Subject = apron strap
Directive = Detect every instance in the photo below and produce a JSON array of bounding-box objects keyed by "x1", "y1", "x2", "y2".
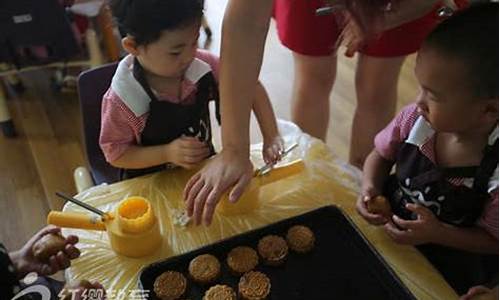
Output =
[
  {"x1": 442, "y1": 166, "x2": 478, "y2": 178},
  {"x1": 198, "y1": 72, "x2": 221, "y2": 125},
  {"x1": 473, "y1": 138, "x2": 499, "y2": 193},
  {"x1": 412, "y1": 139, "x2": 498, "y2": 191},
  {"x1": 410, "y1": 168, "x2": 442, "y2": 187},
  {"x1": 132, "y1": 57, "x2": 160, "y2": 103}
]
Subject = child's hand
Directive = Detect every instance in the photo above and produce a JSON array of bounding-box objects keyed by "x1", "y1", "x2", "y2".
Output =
[
  {"x1": 165, "y1": 136, "x2": 211, "y2": 169},
  {"x1": 9, "y1": 225, "x2": 80, "y2": 278},
  {"x1": 384, "y1": 204, "x2": 442, "y2": 245},
  {"x1": 263, "y1": 135, "x2": 284, "y2": 165},
  {"x1": 356, "y1": 186, "x2": 388, "y2": 225}
]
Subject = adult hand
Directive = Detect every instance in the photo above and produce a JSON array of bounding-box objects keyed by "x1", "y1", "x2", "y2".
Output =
[
  {"x1": 384, "y1": 204, "x2": 442, "y2": 245},
  {"x1": 9, "y1": 226, "x2": 80, "y2": 278},
  {"x1": 341, "y1": 13, "x2": 367, "y2": 57},
  {"x1": 184, "y1": 149, "x2": 254, "y2": 226}
]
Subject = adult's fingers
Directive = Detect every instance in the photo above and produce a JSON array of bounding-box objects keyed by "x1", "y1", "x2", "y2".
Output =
[
  {"x1": 40, "y1": 225, "x2": 61, "y2": 236},
  {"x1": 183, "y1": 172, "x2": 200, "y2": 200},
  {"x1": 203, "y1": 185, "x2": 223, "y2": 226},
  {"x1": 64, "y1": 244, "x2": 81, "y2": 260},
  {"x1": 346, "y1": 35, "x2": 363, "y2": 56},
  {"x1": 192, "y1": 184, "x2": 211, "y2": 225},
  {"x1": 27, "y1": 225, "x2": 61, "y2": 247},
  {"x1": 344, "y1": 44, "x2": 357, "y2": 57},
  {"x1": 228, "y1": 172, "x2": 251, "y2": 203},
  {"x1": 40, "y1": 264, "x2": 53, "y2": 276},
  {"x1": 65, "y1": 235, "x2": 79, "y2": 245},
  {"x1": 48, "y1": 255, "x2": 62, "y2": 275},
  {"x1": 185, "y1": 177, "x2": 205, "y2": 217},
  {"x1": 55, "y1": 251, "x2": 71, "y2": 270}
]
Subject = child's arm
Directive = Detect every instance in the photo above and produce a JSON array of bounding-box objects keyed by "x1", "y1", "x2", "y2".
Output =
[
  {"x1": 361, "y1": 149, "x2": 394, "y2": 196},
  {"x1": 110, "y1": 137, "x2": 210, "y2": 170},
  {"x1": 356, "y1": 149, "x2": 394, "y2": 225},
  {"x1": 387, "y1": 204, "x2": 498, "y2": 254},
  {"x1": 435, "y1": 224, "x2": 498, "y2": 254},
  {"x1": 252, "y1": 82, "x2": 283, "y2": 164}
]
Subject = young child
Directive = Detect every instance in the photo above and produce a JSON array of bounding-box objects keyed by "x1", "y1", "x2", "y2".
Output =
[
  {"x1": 356, "y1": 3, "x2": 498, "y2": 294},
  {"x1": 100, "y1": 0, "x2": 283, "y2": 179}
]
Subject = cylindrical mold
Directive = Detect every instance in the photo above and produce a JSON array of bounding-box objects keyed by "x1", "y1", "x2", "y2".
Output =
[{"x1": 107, "y1": 196, "x2": 162, "y2": 258}]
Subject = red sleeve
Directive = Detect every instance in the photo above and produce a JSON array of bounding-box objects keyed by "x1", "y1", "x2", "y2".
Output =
[
  {"x1": 99, "y1": 89, "x2": 146, "y2": 162},
  {"x1": 374, "y1": 103, "x2": 420, "y2": 161}
]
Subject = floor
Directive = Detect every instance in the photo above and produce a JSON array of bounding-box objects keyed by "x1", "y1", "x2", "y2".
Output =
[{"x1": 0, "y1": 0, "x2": 418, "y2": 251}]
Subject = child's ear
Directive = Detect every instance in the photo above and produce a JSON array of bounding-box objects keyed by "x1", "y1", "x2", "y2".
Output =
[{"x1": 122, "y1": 36, "x2": 140, "y2": 56}]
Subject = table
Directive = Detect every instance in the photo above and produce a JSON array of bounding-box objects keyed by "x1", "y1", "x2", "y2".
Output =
[{"x1": 62, "y1": 122, "x2": 458, "y2": 300}]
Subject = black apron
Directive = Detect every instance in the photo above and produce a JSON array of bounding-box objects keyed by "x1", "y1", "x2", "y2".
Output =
[
  {"x1": 121, "y1": 59, "x2": 220, "y2": 179},
  {"x1": 383, "y1": 127, "x2": 499, "y2": 294}
]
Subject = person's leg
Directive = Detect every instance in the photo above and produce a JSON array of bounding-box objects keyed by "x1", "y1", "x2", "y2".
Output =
[
  {"x1": 291, "y1": 52, "x2": 337, "y2": 141},
  {"x1": 349, "y1": 54, "x2": 406, "y2": 168}
]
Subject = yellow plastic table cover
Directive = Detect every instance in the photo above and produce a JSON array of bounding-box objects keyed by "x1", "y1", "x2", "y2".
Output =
[{"x1": 62, "y1": 121, "x2": 458, "y2": 300}]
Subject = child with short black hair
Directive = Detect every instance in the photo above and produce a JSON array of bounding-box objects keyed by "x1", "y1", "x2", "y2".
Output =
[
  {"x1": 100, "y1": 0, "x2": 283, "y2": 179},
  {"x1": 357, "y1": 2, "x2": 498, "y2": 294}
]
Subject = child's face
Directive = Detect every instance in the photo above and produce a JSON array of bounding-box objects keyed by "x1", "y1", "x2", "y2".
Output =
[
  {"x1": 133, "y1": 21, "x2": 200, "y2": 78},
  {"x1": 414, "y1": 47, "x2": 490, "y2": 133}
]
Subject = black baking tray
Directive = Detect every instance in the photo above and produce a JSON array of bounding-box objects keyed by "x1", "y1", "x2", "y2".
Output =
[{"x1": 139, "y1": 205, "x2": 416, "y2": 300}]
